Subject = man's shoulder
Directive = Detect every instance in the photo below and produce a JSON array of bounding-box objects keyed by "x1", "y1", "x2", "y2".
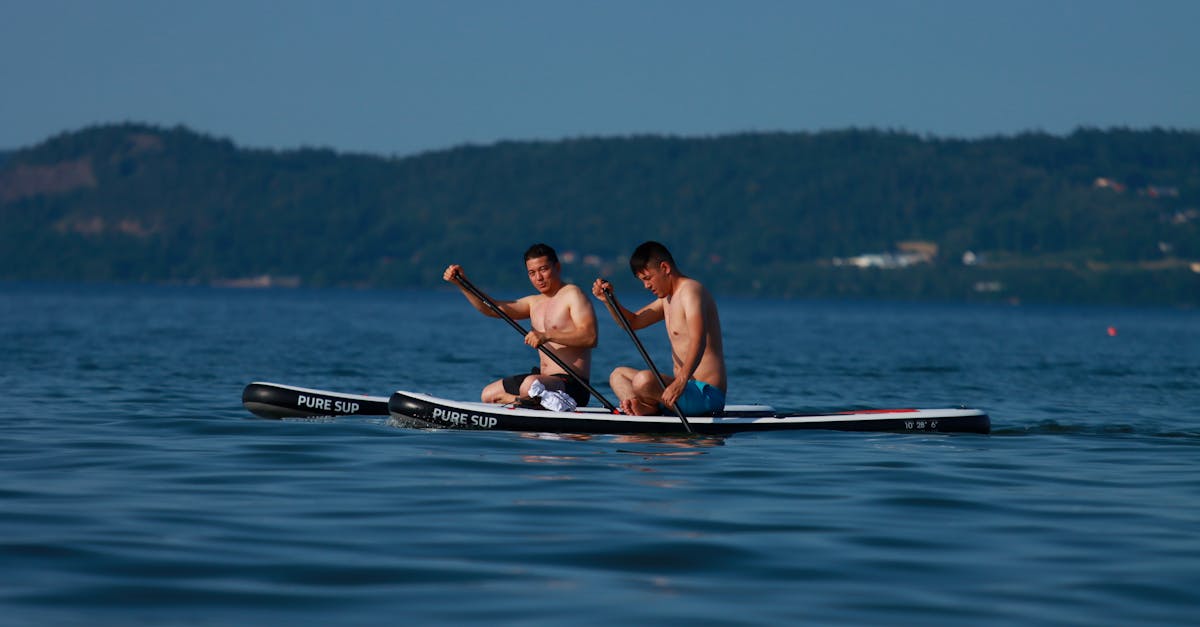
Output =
[
  {"x1": 675, "y1": 277, "x2": 709, "y2": 299},
  {"x1": 555, "y1": 283, "x2": 590, "y2": 300},
  {"x1": 671, "y1": 278, "x2": 717, "y2": 314}
]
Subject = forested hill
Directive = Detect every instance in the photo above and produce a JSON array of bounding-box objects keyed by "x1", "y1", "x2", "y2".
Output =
[{"x1": 2, "y1": 123, "x2": 1198, "y2": 304}]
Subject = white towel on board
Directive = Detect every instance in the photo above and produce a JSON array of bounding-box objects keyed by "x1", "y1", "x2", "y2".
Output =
[{"x1": 528, "y1": 380, "x2": 578, "y2": 413}]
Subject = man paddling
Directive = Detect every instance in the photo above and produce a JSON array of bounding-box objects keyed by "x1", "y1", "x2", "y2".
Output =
[
  {"x1": 444, "y1": 243, "x2": 598, "y2": 406},
  {"x1": 592, "y1": 241, "x2": 727, "y2": 416}
]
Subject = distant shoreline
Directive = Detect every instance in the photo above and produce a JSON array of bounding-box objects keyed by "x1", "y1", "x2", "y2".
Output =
[{"x1": 3, "y1": 124, "x2": 1197, "y2": 306}]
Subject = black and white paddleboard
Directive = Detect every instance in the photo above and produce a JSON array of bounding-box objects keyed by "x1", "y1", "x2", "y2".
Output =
[
  {"x1": 243, "y1": 382, "x2": 990, "y2": 434},
  {"x1": 388, "y1": 390, "x2": 990, "y2": 435},
  {"x1": 242, "y1": 382, "x2": 389, "y2": 419}
]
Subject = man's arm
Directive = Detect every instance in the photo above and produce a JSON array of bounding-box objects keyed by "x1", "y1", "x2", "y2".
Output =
[
  {"x1": 591, "y1": 278, "x2": 664, "y2": 330},
  {"x1": 444, "y1": 264, "x2": 531, "y2": 320}
]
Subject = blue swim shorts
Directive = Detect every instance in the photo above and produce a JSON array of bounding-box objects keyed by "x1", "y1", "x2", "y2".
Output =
[{"x1": 669, "y1": 380, "x2": 726, "y2": 416}]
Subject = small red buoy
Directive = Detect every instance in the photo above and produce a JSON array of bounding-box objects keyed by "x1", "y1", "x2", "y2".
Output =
[{"x1": 1107, "y1": 326, "x2": 1118, "y2": 337}]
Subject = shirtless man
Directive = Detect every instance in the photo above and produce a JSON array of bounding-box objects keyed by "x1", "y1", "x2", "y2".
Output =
[
  {"x1": 444, "y1": 243, "x2": 598, "y2": 406},
  {"x1": 592, "y1": 241, "x2": 727, "y2": 416}
]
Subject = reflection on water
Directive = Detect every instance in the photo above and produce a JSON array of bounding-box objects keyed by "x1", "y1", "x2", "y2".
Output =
[
  {"x1": 520, "y1": 455, "x2": 580, "y2": 465},
  {"x1": 612, "y1": 434, "x2": 726, "y2": 449},
  {"x1": 516, "y1": 432, "x2": 724, "y2": 466},
  {"x1": 519, "y1": 432, "x2": 596, "y2": 442}
]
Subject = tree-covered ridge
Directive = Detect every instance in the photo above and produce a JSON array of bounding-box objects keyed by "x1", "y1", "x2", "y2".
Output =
[{"x1": 1, "y1": 123, "x2": 1197, "y2": 304}]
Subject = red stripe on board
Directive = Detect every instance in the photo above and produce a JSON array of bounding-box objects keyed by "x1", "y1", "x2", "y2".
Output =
[{"x1": 835, "y1": 409, "x2": 919, "y2": 415}]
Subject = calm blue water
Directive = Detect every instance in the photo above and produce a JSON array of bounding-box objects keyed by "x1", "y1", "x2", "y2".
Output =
[{"x1": 3, "y1": 283, "x2": 1199, "y2": 625}]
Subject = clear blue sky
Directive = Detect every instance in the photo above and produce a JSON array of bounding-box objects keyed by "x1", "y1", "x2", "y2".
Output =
[{"x1": 3, "y1": 0, "x2": 1198, "y2": 156}]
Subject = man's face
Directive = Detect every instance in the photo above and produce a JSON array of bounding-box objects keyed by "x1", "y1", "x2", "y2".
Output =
[
  {"x1": 526, "y1": 256, "x2": 560, "y2": 294},
  {"x1": 634, "y1": 261, "x2": 669, "y2": 298}
]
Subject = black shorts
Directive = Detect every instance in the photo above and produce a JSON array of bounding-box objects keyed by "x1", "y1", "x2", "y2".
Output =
[{"x1": 501, "y1": 369, "x2": 591, "y2": 407}]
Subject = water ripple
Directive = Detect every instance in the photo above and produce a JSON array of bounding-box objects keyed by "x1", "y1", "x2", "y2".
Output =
[{"x1": 3, "y1": 286, "x2": 1200, "y2": 625}]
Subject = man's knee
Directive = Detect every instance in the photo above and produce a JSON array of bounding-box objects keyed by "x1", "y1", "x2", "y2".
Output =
[
  {"x1": 631, "y1": 369, "x2": 661, "y2": 394},
  {"x1": 609, "y1": 367, "x2": 635, "y2": 387},
  {"x1": 481, "y1": 380, "x2": 506, "y2": 402}
]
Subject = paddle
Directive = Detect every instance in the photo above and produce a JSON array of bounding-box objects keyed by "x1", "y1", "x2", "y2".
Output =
[
  {"x1": 600, "y1": 284, "x2": 693, "y2": 433},
  {"x1": 453, "y1": 272, "x2": 618, "y2": 413}
]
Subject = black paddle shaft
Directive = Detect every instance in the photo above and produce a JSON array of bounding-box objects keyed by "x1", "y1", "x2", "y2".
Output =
[
  {"x1": 454, "y1": 273, "x2": 617, "y2": 412},
  {"x1": 601, "y1": 285, "x2": 693, "y2": 433}
]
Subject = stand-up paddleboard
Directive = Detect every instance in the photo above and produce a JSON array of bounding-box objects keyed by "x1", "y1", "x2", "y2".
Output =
[
  {"x1": 242, "y1": 382, "x2": 990, "y2": 434},
  {"x1": 242, "y1": 382, "x2": 389, "y2": 419},
  {"x1": 388, "y1": 390, "x2": 990, "y2": 435}
]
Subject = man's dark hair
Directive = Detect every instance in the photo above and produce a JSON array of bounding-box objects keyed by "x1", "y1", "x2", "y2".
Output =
[
  {"x1": 629, "y1": 241, "x2": 676, "y2": 274},
  {"x1": 524, "y1": 243, "x2": 559, "y2": 265}
]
